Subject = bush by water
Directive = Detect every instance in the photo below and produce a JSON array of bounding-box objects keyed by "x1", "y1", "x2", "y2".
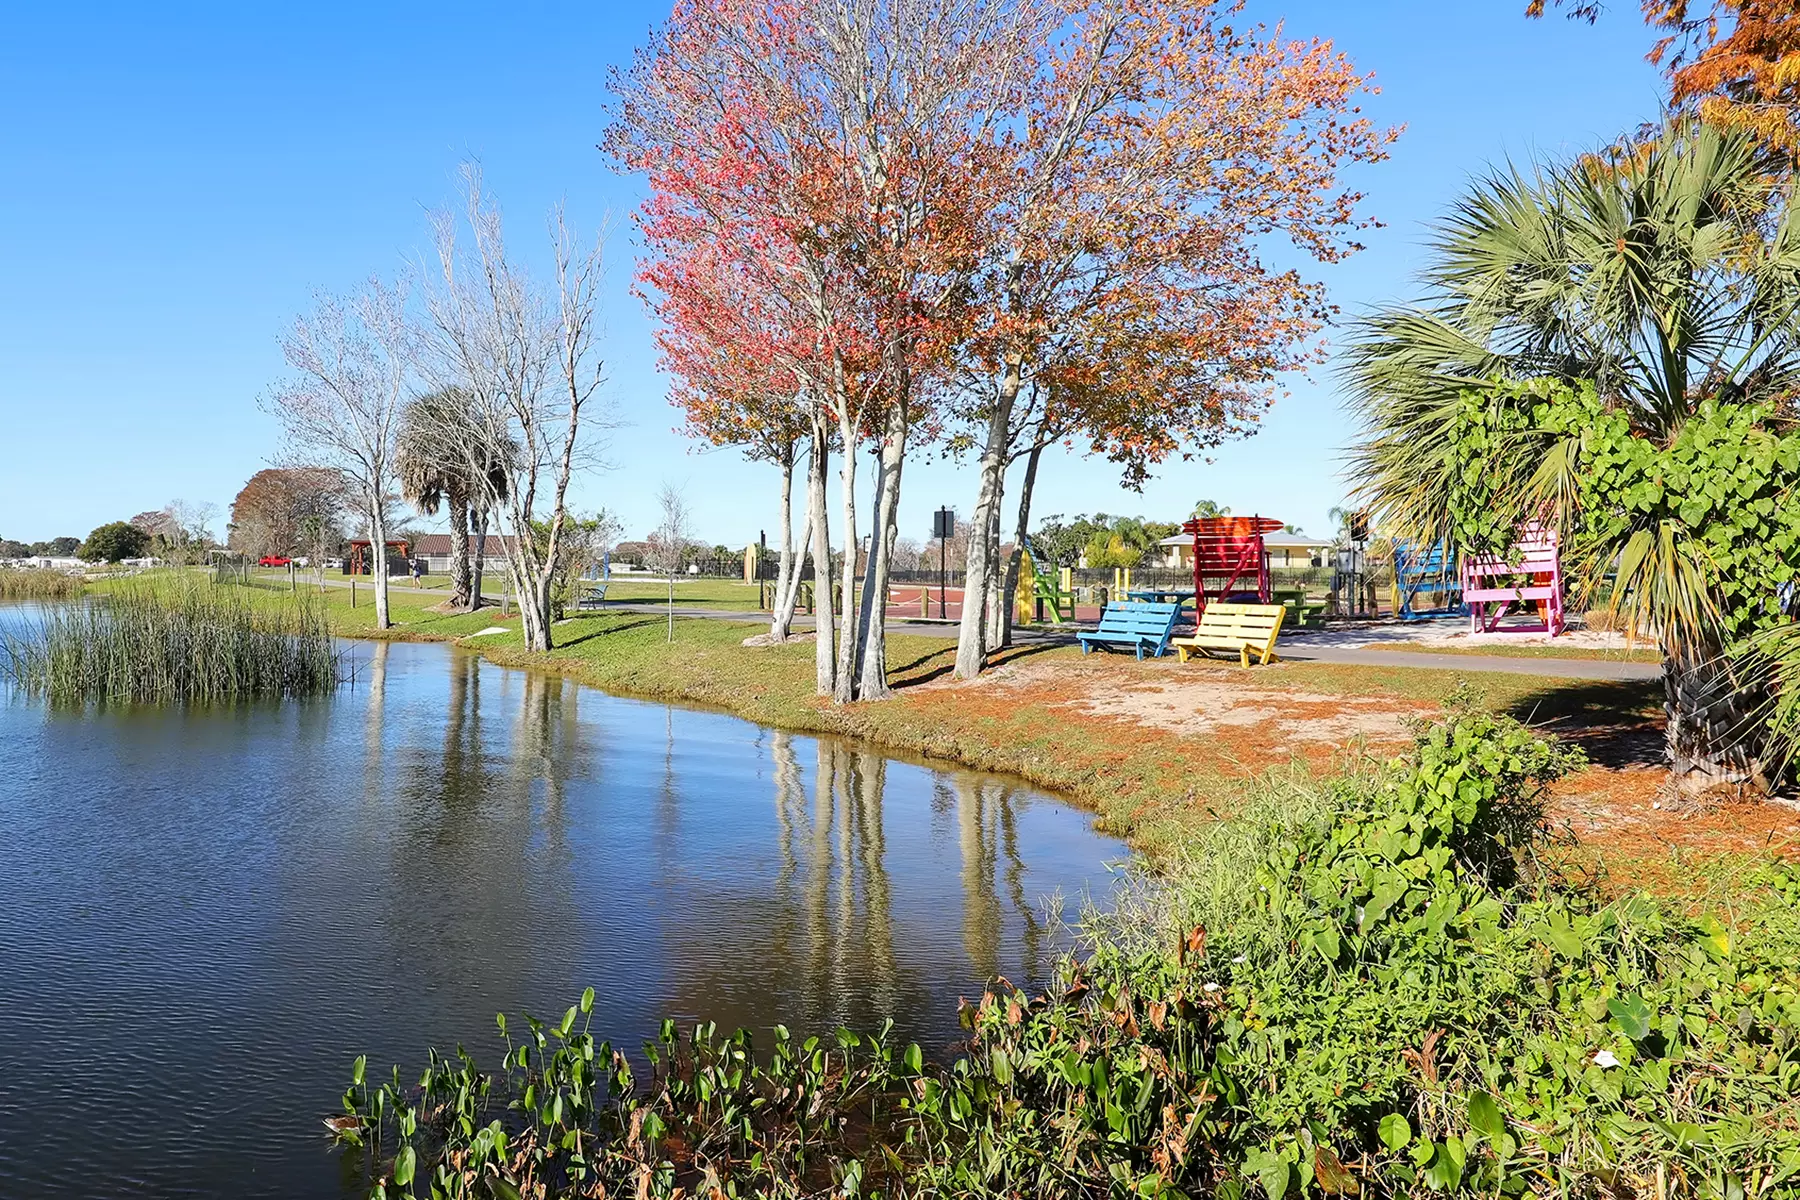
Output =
[{"x1": 331, "y1": 702, "x2": 1800, "y2": 1199}]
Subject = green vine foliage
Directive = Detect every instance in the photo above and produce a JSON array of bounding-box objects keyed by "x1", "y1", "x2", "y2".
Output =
[
  {"x1": 1445, "y1": 379, "x2": 1800, "y2": 649},
  {"x1": 332, "y1": 708, "x2": 1800, "y2": 1199}
]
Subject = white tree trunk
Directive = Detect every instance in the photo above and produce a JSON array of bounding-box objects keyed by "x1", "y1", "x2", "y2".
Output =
[
  {"x1": 954, "y1": 368, "x2": 1022, "y2": 679},
  {"x1": 982, "y1": 498, "x2": 1005, "y2": 649},
  {"x1": 368, "y1": 491, "x2": 392, "y2": 630},
  {"x1": 834, "y1": 404, "x2": 859, "y2": 705},
  {"x1": 856, "y1": 403, "x2": 907, "y2": 700},
  {"x1": 775, "y1": 506, "x2": 814, "y2": 642},
  {"x1": 808, "y1": 410, "x2": 837, "y2": 697},
  {"x1": 770, "y1": 440, "x2": 799, "y2": 642}
]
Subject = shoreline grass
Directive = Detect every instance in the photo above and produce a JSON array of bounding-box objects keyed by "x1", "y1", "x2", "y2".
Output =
[
  {"x1": 0, "y1": 569, "x2": 87, "y2": 602},
  {"x1": 2, "y1": 581, "x2": 339, "y2": 703}
]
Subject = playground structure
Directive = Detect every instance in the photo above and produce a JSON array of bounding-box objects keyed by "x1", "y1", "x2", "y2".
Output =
[
  {"x1": 1018, "y1": 541, "x2": 1075, "y2": 623},
  {"x1": 1391, "y1": 539, "x2": 1466, "y2": 621},
  {"x1": 344, "y1": 538, "x2": 412, "y2": 576},
  {"x1": 1184, "y1": 515, "x2": 1280, "y2": 612},
  {"x1": 1459, "y1": 523, "x2": 1565, "y2": 636}
]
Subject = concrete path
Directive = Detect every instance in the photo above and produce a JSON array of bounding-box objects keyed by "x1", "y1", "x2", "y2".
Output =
[
  {"x1": 285, "y1": 575, "x2": 1662, "y2": 683},
  {"x1": 599, "y1": 602, "x2": 1664, "y2": 683}
]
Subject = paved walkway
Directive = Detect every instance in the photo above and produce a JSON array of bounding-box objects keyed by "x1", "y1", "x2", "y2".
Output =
[
  {"x1": 600, "y1": 603, "x2": 1664, "y2": 683},
  {"x1": 296, "y1": 578, "x2": 1661, "y2": 683}
]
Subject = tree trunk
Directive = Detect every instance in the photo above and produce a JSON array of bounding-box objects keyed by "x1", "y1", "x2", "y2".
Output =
[
  {"x1": 775, "y1": 505, "x2": 813, "y2": 643},
  {"x1": 834, "y1": 403, "x2": 859, "y2": 705},
  {"x1": 954, "y1": 367, "x2": 1023, "y2": 680},
  {"x1": 368, "y1": 492, "x2": 391, "y2": 630},
  {"x1": 469, "y1": 508, "x2": 488, "y2": 611},
  {"x1": 808, "y1": 409, "x2": 837, "y2": 697},
  {"x1": 996, "y1": 439, "x2": 1045, "y2": 650},
  {"x1": 982, "y1": 499, "x2": 1005, "y2": 649},
  {"x1": 771, "y1": 439, "x2": 799, "y2": 642},
  {"x1": 1664, "y1": 643, "x2": 1771, "y2": 795},
  {"x1": 856, "y1": 403, "x2": 907, "y2": 700},
  {"x1": 447, "y1": 491, "x2": 473, "y2": 610}
]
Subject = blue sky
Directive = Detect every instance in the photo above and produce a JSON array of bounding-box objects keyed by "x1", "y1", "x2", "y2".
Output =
[{"x1": 0, "y1": 2, "x2": 1665, "y2": 547}]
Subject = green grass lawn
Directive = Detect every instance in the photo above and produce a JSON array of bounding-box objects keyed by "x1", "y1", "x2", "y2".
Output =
[
  {"x1": 243, "y1": 569, "x2": 767, "y2": 608},
  {"x1": 590, "y1": 578, "x2": 765, "y2": 606}
]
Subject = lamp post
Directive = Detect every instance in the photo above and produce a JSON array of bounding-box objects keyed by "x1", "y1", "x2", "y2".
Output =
[{"x1": 932, "y1": 507, "x2": 955, "y2": 619}]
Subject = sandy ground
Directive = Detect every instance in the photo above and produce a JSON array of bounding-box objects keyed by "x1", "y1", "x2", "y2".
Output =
[
  {"x1": 963, "y1": 654, "x2": 1430, "y2": 755},
  {"x1": 946, "y1": 650, "x2": 1796, "y2": 873},
  {"x1": 1293, "y1": 616, "x2": 1643, "y2": 652}
]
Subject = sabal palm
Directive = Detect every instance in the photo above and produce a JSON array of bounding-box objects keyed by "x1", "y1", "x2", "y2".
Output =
[
  {"x1": 1345, "y1": 121, "x2": 1800, "y2": 790},
  {"x1": 396, "y1": 388, "x2": 509, "y2": 610}
]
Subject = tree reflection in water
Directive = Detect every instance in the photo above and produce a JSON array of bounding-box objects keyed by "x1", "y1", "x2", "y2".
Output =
[{"x1": 662, "y1": 729, "x2": 1056, "y2": 1043}]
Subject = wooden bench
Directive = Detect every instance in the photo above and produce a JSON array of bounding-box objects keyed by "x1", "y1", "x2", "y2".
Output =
[
  {"x1": 1172, "y1": 602, "x2": 1286, "y2": 667},
  {"x1": 1075, "y1": 601, "x2": 1180, "y2": 660}
]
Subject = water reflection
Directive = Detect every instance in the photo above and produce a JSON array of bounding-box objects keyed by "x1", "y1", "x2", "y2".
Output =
[{"x1": 0, "y1": 638, "x2": 1120, "y2": 1198}]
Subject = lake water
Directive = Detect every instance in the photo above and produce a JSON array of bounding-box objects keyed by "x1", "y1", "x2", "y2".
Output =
[{"x1": 0, "y1": 631, "x2": 1124, "y2": 1198}]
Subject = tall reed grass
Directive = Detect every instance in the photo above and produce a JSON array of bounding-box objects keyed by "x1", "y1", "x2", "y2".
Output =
[
  {"x1": 1, "y1": 582, "x2": 338, "y2": 703},
  {"x1": 0, "y1": 569, "x2": 86, "y2": 602}
]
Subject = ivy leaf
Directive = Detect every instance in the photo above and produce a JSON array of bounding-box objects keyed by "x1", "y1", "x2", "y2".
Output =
[
  {"x1": 1378, "y1": 1113, "x2": 1412, "y2": 1152},
  {"x1": 1541, "y1": 912, "x2": 1584, "y2": 959},
  {"x1": 1467, "y1": 1091, "x2": 1504, "y2": 1142},
  {"x1": 1421, "y1": 1138, "x2": 1465, "y2": 1191},
  {"x1": 1606, "y1": 992, "x2": 1654, "y2": 1041},
  {"x1": 1246, "y1": 1147, "x2": 1291, "y2": 1200},
  {"x1": 1695, "y1": 914, "x2": 1732, "y2": 958}
]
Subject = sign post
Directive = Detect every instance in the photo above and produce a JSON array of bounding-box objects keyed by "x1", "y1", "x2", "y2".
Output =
[{"x1": 932, "y1": 507, "x2": 955, "y2": 620}]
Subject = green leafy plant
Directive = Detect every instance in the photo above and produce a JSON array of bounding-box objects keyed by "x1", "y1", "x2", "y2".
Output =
[{"x1": 333, "y1": 710, "x2": 1800, "y2": 1199}]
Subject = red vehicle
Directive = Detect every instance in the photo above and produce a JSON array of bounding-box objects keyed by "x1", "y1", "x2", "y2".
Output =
[{"x1": 258, "y1": 556, "x2": 292, "y2": 567}]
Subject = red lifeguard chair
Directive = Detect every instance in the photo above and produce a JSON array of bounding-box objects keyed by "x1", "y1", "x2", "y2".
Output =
[{"x1": 1184, "y1": 515, "x2": 1281, "y2": 614}]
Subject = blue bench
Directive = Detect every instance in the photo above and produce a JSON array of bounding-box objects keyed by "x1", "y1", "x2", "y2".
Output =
[{"x1": 1075, "y1": 601, "x2": 1181, "y2": 660}]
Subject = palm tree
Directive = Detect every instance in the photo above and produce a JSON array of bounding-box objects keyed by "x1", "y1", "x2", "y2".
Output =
[
  {"x1": 1345, "y1": 121, "x2": 1800, "y2": 793},
  {"x1": 395, "y1": 388, "x2": 509, "y2": 611}
]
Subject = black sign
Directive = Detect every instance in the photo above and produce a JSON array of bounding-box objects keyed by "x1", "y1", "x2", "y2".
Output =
[{"x1": 932, "y1": 507, "x2": 956, "y2": 540}]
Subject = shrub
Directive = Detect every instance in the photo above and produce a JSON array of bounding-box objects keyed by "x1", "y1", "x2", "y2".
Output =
[
  {"x1": 77, "y1": 520, "x2": 151, "y2": 563},
  {"x1": 329, "y1": 709, "x2": 1800, "y2": 1199}
]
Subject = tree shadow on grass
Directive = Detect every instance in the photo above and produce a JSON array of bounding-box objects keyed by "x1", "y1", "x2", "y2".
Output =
[
  {"x1": 551, "y1": 617, "x2": 665, "y2": 649},
  {"x1": 889, "y1": 640, "x2": 1063, "y2": 690},
  {"x1": 1503, "y1": 678, "x2": 1665, "y2": 769}
]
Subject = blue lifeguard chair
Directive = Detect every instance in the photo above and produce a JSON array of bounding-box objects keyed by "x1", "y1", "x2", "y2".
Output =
[{"x1": 1391, "y1": 539, "x2": 1466, "y2": 621}]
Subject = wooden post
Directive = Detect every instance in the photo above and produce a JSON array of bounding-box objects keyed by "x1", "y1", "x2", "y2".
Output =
[
  {"x1": 920, "y1": 585, "x2": 929, "y2": 617},
  {"x1": 351, "y1": 579, "x2": 357, "y2": 608}
]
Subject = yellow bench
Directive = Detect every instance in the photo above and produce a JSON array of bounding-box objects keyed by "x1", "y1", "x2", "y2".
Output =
[{"x1": 1172, "y1": 602, "x2": 1286, "y2": 667}]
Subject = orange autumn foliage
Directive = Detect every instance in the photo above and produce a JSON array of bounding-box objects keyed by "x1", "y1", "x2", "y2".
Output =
[{"x1": 1534, "y1": 0, "x2": 1800, "y2": 153}]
